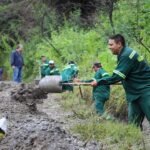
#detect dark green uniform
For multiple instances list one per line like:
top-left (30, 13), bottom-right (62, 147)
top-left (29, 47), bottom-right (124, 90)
top-left (61, 64), bottom-right (78, 91)
top-left (45, 66), bottom-right (60, 75)
top-left (41, 60), bottom-right (49, 78)
top-left (84, 68), bottom-right (110, 115)
top-left (97, 47), bottom-right (150, 126)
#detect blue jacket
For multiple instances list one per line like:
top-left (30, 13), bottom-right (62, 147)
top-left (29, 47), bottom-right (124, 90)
top-left (11, 50), bottom-right (24, 68)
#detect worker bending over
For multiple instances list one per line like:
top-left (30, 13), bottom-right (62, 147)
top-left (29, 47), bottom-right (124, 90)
top-left (61, 61), bottom-right (78, 91)
top-left (91, 34), bottom-right (150, 128)
top-left (78, 62), bottom-right (110, 115)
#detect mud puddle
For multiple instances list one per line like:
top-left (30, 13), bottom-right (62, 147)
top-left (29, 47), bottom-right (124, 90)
top-left (0, 81), bottom-right (100, 150)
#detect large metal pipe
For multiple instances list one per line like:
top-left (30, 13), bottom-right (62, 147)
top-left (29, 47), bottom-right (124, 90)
top-left (38, 76), bottom-right (91, 93)
top-left (39, 76), bottom-right (121, 93)
top-left (39, 75), bottom-right (62, 93)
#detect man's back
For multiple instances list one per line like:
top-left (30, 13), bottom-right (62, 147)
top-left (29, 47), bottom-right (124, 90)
top-left (61, 64), bottom-right (78, 81)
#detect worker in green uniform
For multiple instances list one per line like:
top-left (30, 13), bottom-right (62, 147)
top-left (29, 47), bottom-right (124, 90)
top-left (61, 61), bottom-right (78, 91)
top-left (45, 60), bottom-right (60, 75)
top-left (40, 56), bottom-right (49, 78)
top-left (81, 62), bottom-right (110, 115)
top-left (91, 34), bottom-right (150, 128)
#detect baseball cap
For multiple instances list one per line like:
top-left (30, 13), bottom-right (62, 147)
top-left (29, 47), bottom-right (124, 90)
top-left (49, 60), bottom-right (54, 64)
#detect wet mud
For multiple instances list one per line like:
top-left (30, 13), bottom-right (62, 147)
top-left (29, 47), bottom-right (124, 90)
top-left (0, 82), bottom-right (100, 150)
top-left (11, 83), bottom-right (48, 112)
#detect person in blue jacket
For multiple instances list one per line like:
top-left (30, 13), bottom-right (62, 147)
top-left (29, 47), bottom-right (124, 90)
top-left (10, 44), bottom-right (24, 83)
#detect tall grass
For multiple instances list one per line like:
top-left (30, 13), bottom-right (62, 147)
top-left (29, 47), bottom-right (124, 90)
top-left (60, 87), bottom-right (144, 150)
top-left (72, 121), bottom-right (143, 150)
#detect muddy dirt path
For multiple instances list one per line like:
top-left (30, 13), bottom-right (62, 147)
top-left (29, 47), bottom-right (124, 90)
top-left (38, 91), bottom-right (150, 150)
top-left (0, 82), bottom-right (100, 150)
top-left (0, 81), bottom-right (149, 150)
top-left (37, 94), bottom-right (81, 130)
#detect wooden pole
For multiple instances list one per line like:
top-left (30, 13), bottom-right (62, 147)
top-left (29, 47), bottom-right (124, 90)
top-left (61, 82), bottom-right (121, 86)
top-left (79, 85), bottom-right (83, 99)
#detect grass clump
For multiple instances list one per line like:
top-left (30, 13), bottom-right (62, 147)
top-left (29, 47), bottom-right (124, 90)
top-left (60, 83), bottom-right (144, 149)
top-left (106, 85), bottom-right (128, 120)
top-left (60, 87), bottom-right (95, 119)
top-left (72, 121), bottom-right (143, 150)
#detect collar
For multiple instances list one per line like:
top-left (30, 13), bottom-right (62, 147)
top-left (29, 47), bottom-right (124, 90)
top-left (16, 50), bottom-right (21, 54)
top-left (118, 46), bottom-right (126, 60)
top-left (96, 68), bottom-right (101, 72)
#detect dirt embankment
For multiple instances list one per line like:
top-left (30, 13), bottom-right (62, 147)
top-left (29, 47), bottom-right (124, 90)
top-left (0, 82), bottom-right (100, 150)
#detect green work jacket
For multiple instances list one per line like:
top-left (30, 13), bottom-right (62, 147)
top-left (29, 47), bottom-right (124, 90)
top-left (97, 47), bottom-right (150, 102)
top-left (84, 68), bottom-right (110, 100)
top-left (45, 66), bottom-right (60, 76)
top-left (41, 60), bottom-right (49, 77)
top-left (61, 64), bottom-right (78, 82)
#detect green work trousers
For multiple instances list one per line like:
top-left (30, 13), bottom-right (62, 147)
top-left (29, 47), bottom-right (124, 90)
top-left (94, 94), bottom-right (108, 115)
top-left (128, 92), bottom-right (150, 127)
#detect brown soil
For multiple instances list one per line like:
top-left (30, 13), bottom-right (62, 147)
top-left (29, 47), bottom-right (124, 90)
top-left (0, 81), bottom-right (100, 150)
top-left (0, 81), bottom-right (149, 150)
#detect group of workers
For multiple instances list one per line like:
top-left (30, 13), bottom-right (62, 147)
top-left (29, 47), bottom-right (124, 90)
top-left (11, 34), bottom-right (149, 129)
top-left (40, 34), bottom-right (150, 129)
top-left (40, 57), bottom-right (78, 91)
top-left (41, 56), bottom-right (110, 116)
top-left (90, 34), bottom-right (150, 129)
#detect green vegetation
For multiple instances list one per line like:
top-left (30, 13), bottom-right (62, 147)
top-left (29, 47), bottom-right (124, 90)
top-left (0, 0), bottom-right (149, 79)
top-left (61, 86), bottom-right (127, 120)
top-left (72, 121), bottom-right (143, 150)
top-left (61, 88), bottom-right (94, 119)
top-left (61, 88), bottom-right (143, 149)
top-left (0, 0), bottom-right (149, 149)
